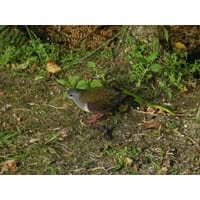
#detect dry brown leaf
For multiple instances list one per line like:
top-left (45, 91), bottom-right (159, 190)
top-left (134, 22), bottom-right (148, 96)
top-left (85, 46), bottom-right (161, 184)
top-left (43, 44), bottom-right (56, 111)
top-left (146, 107), bottom-right (158, 114)
top-left (0, 160), bottom-right (17, 174)
top-left (46, 60), bottom-right (61, 74)
top-left (0, 90), bottom-right (4, 97)
top-left (143, 120), bottom-right (161, 129)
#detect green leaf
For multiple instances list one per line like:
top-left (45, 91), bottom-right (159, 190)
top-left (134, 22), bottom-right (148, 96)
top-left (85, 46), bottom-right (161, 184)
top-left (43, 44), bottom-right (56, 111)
top-left (146, 53), bottom-right (157, 63)
top-left (150, 64), bottom-right (162, 73)
top-left (16, 63), bottom-right (29, 70)
top-left (76, 80), bottom-right (89, 89)
top-left (63, 65), bottom-right (71, 69)
top-left (90, 79), bottom-right (103, 88)
top-left (152, 36), bottom-right (160, 55)
top-left (68, 75), bottom-right (80, 86)
top-left (87, 61), bottom-right (96, 70)
top-left (146, 73), bottom-right (153, 80)
top-left (163, 27), bottom-right (169, 42)
top-left (196, 106), bottom-right (200, 124)
top-left (56, 79), bottom-right (69, 86)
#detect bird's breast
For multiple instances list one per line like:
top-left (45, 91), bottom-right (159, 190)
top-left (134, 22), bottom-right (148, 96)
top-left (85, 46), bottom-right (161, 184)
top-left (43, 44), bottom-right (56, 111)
top-left (74, 99), bottom-right (90, 112)
top-left (82, 103), bottom-right (90, 112)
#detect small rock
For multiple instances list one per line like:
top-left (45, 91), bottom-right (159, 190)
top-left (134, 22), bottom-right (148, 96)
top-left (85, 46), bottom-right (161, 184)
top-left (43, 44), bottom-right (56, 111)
top-left (29, 138), bottom-right (40, 144)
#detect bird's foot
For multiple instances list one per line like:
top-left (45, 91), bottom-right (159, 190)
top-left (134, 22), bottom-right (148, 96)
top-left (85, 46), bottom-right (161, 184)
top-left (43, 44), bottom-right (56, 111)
top-left (87, 113), bottom-right (104, 125)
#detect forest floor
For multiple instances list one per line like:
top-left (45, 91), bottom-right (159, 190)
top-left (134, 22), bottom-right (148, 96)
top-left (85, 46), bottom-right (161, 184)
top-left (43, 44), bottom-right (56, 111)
top-left (0, 69), bottom-right (200, 174)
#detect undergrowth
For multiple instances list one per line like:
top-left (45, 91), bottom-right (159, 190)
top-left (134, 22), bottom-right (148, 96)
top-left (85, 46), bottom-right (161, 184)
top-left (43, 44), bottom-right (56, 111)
top-left (0, 26), bottom-right (199, 99)
top-left (124, 31), bottom-right (200, 98)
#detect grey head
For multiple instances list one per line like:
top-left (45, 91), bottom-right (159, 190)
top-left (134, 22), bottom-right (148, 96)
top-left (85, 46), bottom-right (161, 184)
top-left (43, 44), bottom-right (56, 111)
top-left (67, 89), bottom-right (80, 101)
top-left (67, 89), bottom-right (89, 112)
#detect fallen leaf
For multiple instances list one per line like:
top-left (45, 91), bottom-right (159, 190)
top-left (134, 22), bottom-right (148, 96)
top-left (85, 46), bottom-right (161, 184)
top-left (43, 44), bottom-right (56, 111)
top-left (46, 60), bottom-right (61, 74)
top-left (0, 160), bottom-right (17, 174)
top-left (143, 120), bottom-right (161, 129)
top-left (146, 107), bottom-right (158, 114)
top-left (175, 42), bottom-right (187, 50)
top-left (0, 90), bottom-right (4, 96)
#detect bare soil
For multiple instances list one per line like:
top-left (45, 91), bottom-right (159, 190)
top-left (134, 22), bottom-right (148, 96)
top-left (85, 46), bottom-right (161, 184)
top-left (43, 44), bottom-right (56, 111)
top-left (0, 70), bottom-right (199, 174)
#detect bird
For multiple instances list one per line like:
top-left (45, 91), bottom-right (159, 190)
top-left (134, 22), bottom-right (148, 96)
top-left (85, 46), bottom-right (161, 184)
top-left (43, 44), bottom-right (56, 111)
top-left (67, 86), bottom-right (126, 124)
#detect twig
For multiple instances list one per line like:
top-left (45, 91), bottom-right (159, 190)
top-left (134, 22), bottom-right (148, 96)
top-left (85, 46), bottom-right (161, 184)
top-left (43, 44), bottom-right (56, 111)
top-left (133, 109), bottom-right (158, 116)
top-left (175, 113), bottom-right (195, 117)
top-left (87, 166), bottom-right (106, 172)
top-left (45, 134), bottom-right (59, 145)
top-left (13, 104), bottom-right (66, 111)
top-left (44, 104), bottom-right (66, 110)
top-left (13, 108), bottom-right (31, 111)
top-left (72, 168), bottom-right (85, 173)
top-left (28, 102), bottom-right (67, 110)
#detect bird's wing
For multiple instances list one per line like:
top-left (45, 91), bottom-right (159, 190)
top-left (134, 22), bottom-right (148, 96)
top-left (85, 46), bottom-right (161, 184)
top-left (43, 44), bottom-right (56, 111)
top-left (87, 88), bottom-right (125, 112)
top-left (87, 99), bottom-right (113, 112)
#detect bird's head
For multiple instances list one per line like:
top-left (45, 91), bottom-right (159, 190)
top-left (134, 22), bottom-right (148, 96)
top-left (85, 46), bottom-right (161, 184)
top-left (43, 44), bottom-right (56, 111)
top-left (67, 89), bottom-right (81, 102)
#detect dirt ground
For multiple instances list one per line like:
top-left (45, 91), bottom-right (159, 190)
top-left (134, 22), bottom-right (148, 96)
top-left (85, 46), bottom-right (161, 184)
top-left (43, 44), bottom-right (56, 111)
top-left (0, 69), bottom-right (200, 174)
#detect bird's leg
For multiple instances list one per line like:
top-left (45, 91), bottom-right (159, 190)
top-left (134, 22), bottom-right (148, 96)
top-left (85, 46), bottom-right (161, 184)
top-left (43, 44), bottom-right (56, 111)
top-left (87, 113), bottom-right (104, 125)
